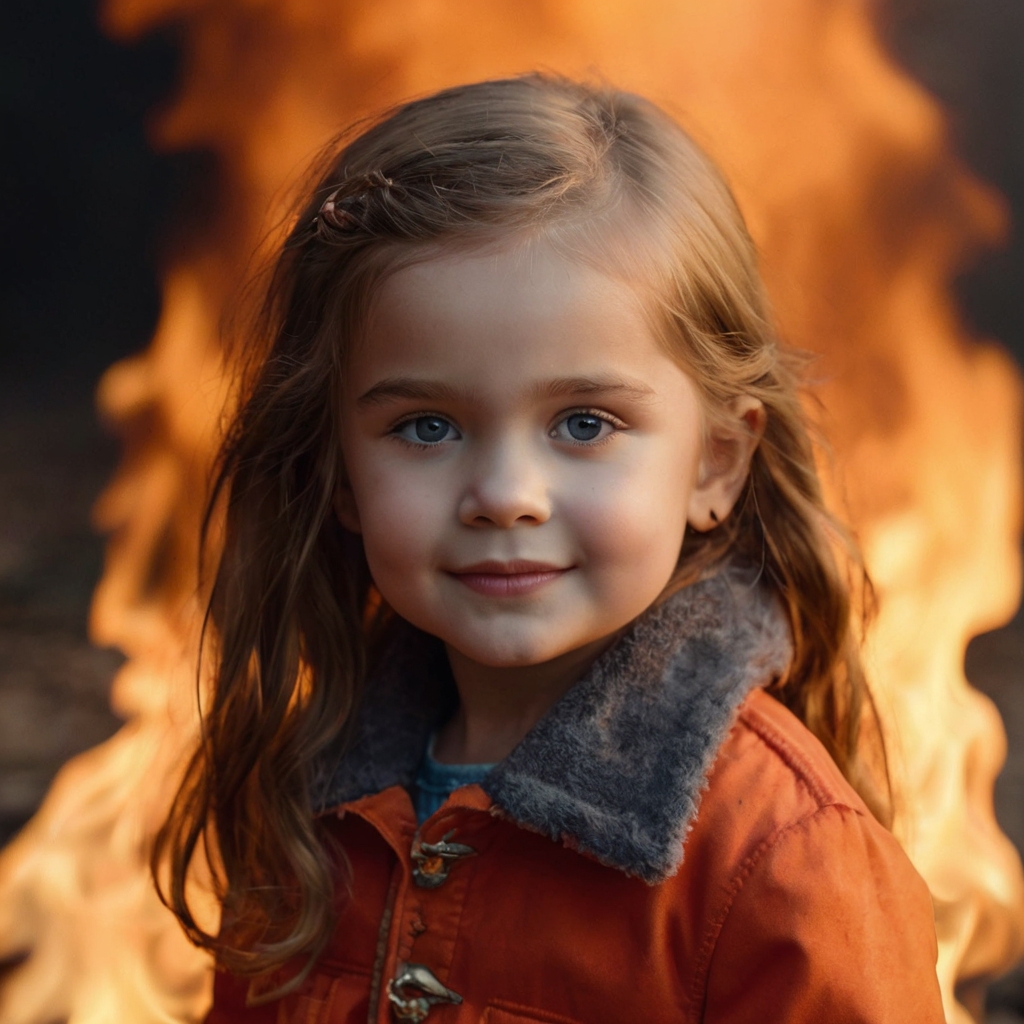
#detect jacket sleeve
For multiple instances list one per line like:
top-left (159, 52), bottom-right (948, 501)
top-left (701, 803), bottom-right (946, 1023)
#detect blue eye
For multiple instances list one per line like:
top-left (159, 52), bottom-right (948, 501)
top-left (566, 414), bottom-right (602, 440)
top-left (551, 412), bottom-right (617, 444)
top-left (394, 415), bottom-right (460, 445)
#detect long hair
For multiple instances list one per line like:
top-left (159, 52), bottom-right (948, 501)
top-left (153, 73), bottom-right (889, 991)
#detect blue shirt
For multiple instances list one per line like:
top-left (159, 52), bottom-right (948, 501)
top-left (413, 735), bottom-right (496, 823)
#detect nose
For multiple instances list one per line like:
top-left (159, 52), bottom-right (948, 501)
top-left (457, 439), bottom-right (551, 528)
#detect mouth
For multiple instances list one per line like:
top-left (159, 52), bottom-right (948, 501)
top-left (446, 560), bottom-right (571, 597)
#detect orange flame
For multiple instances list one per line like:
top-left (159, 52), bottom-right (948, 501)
top-left (0, 2), bottom-right (1021, 1022)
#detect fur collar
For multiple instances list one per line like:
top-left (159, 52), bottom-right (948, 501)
top-left (311, 570), bottom-right (792, 883)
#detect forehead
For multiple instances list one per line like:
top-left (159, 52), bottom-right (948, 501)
top-left (347, 240), bottom-right (676, 394)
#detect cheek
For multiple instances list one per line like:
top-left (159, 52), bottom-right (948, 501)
top-left (348, 459), bottom-right (449, 577)
top-left (567, 490), bottom-right (687, 572)
top-left (561, 448), bottom-right (695, 574)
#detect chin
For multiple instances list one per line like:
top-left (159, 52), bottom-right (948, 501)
top-left (446, 627), bottom-right (568, 668)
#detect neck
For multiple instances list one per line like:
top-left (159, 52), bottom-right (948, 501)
top-left (433, 634), bottom-right (620, 764)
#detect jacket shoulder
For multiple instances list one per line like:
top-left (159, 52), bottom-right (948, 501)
top-left (680, 690), bottom-right (943, 1022)
top-left (677, 688), bottom-right (879, 909)
top-left (734, 687), bottom-right (871, 810)
top-left (704, 687), bottom-right (871, 831)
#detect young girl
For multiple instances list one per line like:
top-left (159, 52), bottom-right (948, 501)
top-left (156, 75), bottom-right (947, 1023)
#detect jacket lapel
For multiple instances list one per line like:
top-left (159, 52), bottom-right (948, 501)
top-left (312, 570), bottom-right (791, 883)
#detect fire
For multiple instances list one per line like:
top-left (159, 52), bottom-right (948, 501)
top-left (0, 2), bottom-right (1021, 1022)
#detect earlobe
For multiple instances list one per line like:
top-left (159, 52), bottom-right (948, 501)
top-left (687, 397), bottom-right (766, 532)
top-left (333, 484), bottom-right (362, 534)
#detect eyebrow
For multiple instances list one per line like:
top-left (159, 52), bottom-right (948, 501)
top-left (356, 373), bottom-right (657, 407)
top-left (532, 375), bottom-right (657, 403)
top-left (357, 377), bottom-right (463, 407)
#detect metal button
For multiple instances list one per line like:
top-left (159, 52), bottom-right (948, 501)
top-left (387, 962), bottom-right (463, 1022)
top-left (411, 829), bottom-right (476, 889)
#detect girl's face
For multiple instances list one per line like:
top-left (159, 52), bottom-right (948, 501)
top-left (338, 239), bottom-right (759, 668)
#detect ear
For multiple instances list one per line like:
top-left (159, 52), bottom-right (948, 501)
top-left (687, 396), bottom-right (766, 532)
top-left (333, 479), bottom-right (362, 534)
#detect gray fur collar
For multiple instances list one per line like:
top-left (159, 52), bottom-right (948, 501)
top-left (311, 570), bottom-right (792, 883)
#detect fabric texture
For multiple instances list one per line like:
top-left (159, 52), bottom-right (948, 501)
top-left (413, 736), bottom-right (495, 823)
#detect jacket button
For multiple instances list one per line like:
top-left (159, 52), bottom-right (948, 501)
top-left (411, 829), bottom-right (476, 889)
top-left (387, 962), bottom-right (463, 1021)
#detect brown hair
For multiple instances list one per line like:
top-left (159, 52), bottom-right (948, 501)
top-left (153, 73), bottom-right (888, 993)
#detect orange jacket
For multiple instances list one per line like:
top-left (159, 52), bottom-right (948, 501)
top-left (207, 575), bottom-right (945, 1024)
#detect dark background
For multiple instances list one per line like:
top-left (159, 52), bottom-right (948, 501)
top-left (0, 0), bottom-right (1022, 1017)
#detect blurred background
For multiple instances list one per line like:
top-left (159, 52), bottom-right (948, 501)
top-left (1, 0), bottom-right (1023, 1020)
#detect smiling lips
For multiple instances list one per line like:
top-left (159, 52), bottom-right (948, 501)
top-left (448, 560), bottom-right (570, 597)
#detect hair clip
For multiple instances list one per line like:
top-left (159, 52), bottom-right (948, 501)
top-left (314, 171), bottom-right (396, 236)
top-left (317, 189), bottom-right (356, 229)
